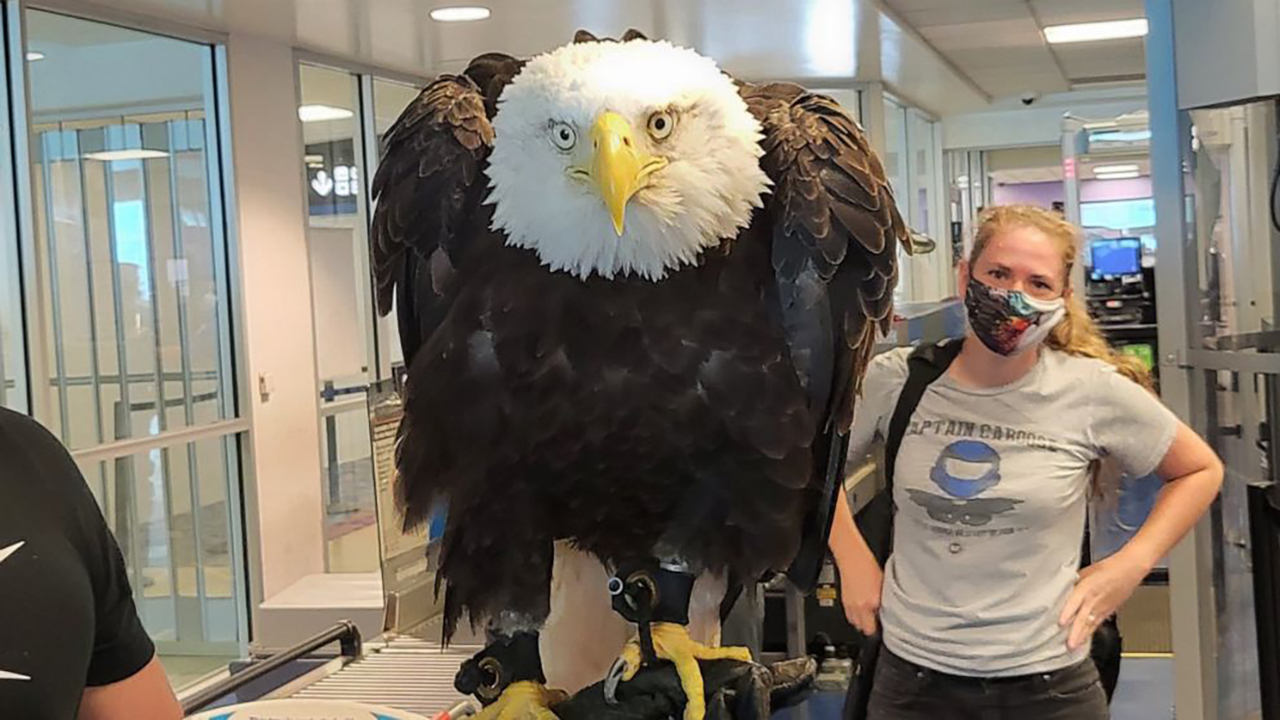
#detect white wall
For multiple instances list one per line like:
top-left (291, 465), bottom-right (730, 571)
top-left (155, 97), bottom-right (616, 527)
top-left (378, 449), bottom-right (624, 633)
top-left (222, 34), bottom-right (326, 601)
top-left (943, 87), bottom-right (1149, 151)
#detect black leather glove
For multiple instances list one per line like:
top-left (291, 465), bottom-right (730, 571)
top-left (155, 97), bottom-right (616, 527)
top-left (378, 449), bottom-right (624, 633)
top-left (553, 657), bottom-right (817, 720)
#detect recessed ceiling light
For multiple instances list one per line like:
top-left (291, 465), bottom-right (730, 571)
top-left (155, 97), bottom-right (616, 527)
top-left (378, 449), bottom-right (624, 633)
top-left (25, 51), bottom-right (44, 61)
top-left (1094, 170), bottom-right (1141, 180)
top-left (298, 104), bottom-right (355, 122)
top-left (430, 6), bottom-right (491, 22)
top-left (84, 149), bottom-right (171, 162)
top-left (1092, 164), bottom-right (1140, 175)
top-left (1044, 19), bottom-right (1148, 44)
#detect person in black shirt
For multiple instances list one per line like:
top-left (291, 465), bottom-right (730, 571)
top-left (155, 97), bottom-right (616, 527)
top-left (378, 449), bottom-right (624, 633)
top-left (0, 407), bottom-right (182, 719)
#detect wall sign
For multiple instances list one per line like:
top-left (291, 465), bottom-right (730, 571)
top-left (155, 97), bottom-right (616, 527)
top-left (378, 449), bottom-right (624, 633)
top-left (306, 139), bottom-right (361, 216)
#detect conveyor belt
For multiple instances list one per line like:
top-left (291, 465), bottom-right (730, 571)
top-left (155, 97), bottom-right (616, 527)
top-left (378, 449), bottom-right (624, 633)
top-left (289, 636), bottom-right (481, 716)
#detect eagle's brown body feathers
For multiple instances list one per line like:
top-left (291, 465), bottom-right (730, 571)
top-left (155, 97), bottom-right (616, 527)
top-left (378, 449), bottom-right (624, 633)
top-left (372, 44), bottom-right (907, 641)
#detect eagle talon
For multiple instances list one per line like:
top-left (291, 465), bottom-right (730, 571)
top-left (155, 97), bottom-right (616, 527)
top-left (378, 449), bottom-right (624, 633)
top-left (474, 681), bottom-right (566, 720)
top-left (611, 622), bottom-right (753, 720)
top-left (603, 657), bottom-right (630, 705)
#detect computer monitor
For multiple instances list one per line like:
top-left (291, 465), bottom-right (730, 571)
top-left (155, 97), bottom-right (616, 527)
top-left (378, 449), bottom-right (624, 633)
top-left (1090, 238), bottom-right (1142, 280)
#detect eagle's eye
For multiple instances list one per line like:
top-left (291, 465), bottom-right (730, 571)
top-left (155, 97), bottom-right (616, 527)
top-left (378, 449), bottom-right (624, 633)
top-left (646, 111), bottom-right (675, 141)
top-left (550, 121), bottom-right (577, 151)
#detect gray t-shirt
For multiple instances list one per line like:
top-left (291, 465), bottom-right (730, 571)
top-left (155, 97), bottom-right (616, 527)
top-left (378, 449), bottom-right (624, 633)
top-left (848, 345), bottom-right (1178, 676)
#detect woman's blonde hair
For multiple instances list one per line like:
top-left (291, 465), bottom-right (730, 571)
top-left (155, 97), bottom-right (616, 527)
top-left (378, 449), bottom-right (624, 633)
top-left (971, 205), bottom-right (1153, 498)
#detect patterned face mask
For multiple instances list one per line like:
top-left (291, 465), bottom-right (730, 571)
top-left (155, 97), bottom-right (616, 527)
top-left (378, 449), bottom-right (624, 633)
top-left (964, 275), bottom-right (1066, 356)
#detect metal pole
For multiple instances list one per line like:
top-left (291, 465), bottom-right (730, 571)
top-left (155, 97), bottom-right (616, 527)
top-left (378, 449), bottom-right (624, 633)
top-left (179, 621), bottom-right (363, 715)
top-left (202, 44), bottom-right (252, 650)
top-left (324, 380), bottom-right (342, 510)
top-left (1145, 2), bottom-right (1219, 718)
top-left (1061, 116), bottom-right (1086, 295)
top-left (358, 73), bottom-right (385, 381)
top-left (139, 143), bottom-right (184, 641)
top-left (103, 158), bottom-right (147, 603)
top-left (102, 161), bottom-right (133, 438)
top-left (168, 122), bottom-right (210, 641)
top-left (38, 132), bottom-right (70, 439)
top-left (113, 398), bottom-right (144, 595)
top-left (73, 135), bottom-right (106, 448)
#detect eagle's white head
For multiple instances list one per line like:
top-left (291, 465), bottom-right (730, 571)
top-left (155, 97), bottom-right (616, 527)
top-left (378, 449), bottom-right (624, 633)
top-left (486, 37), bottom-right (771, 281)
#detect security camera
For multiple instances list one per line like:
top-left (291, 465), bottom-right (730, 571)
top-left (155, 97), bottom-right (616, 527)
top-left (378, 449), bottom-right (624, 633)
top-left (1020, 92), bottom-right (1041, 106)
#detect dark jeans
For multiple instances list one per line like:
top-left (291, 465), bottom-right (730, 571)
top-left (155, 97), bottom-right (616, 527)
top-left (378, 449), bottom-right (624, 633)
top-left (867, 648), bottom-right (1109, 720)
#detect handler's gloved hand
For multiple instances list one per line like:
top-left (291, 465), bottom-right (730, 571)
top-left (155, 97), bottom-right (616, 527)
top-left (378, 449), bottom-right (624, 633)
top-left (553, 657), bottom-right (817, 720)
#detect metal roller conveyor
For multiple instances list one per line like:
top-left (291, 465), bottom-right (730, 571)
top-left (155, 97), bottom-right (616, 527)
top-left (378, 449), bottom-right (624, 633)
top-left (290, 636), bottom-right (481, 716)
top-left (181, 623), bottom-right (483, 719)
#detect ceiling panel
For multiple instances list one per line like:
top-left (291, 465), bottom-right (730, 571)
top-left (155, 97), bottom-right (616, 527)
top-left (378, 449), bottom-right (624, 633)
top-left (920, 19), bottom-right (1045, 50)
top-left (902, 6), bottom-right (1036, 28)
top-left (944, 45), bottom-right (1058, 71)
top-left (886, 0), bottom-right (1027, 11)
top-left (1054, 40), bottom-right (1147, 78)
top-left (977, 74), bottom-right (1071, 98)
top-left (882, 0), bottom-right (1149, 99)
top-left (1057, 49), bottom-right (1148, 81)
top-left (1030, 0), bottom-right (1146, 26)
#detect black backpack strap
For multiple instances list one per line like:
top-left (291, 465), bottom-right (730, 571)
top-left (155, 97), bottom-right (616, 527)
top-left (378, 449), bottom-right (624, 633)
top-left (884, 340), bottom-right (964, 489)
top-left (855, 340), bottom-right (963, 566)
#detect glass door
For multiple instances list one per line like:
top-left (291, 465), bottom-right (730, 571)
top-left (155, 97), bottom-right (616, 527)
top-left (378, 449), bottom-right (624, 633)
top-left (299, 62), bottom-right (380, 574)
top-left (0, 8), bottom-right (26, 413)
top-left (21, 8), bottom-right (246, 670)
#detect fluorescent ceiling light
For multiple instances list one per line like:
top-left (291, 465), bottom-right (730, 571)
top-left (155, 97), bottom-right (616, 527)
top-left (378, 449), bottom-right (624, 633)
top-left (25, 51), bottom-right (44, 61)
top-left (430, 6), bottom-right (490, 22)
top-left (1092, 164), bottom-right (1140, 175)
top-left (298, 104), bottom-right (354, 122)
top-left (1094, 170), bottom-right (1141, 180)
top-left (84, 149), bottom-right (171, 161)
top-left (1090, 129), bottom-right (1151, 143)
top-left (1044, 19), bottom-right (1148, 44)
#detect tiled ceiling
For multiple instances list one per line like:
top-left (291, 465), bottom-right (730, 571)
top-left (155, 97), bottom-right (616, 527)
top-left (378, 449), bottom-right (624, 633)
top-left (881, 0), bottom-right (1148, 99)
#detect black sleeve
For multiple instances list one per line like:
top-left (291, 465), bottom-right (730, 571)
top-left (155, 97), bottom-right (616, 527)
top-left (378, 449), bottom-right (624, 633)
top-left (7, 410), bottom-right (157, 687)
top-left (82, 508), bottom-right (157, 687)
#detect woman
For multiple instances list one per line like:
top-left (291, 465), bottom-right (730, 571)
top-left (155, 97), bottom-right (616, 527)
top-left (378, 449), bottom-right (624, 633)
top-left (828, 205), bottom-right (1223, 719)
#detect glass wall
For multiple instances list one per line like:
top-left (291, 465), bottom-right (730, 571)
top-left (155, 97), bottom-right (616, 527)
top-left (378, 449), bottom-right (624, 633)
top-left (946, 150), bottom-right (989, 265)
top-left (299, 63), bottom-right (378, 574)
top-left (21, 8), bottom-right (244, 676)
top-left (884, 97), bottom-right (949, 301)
top-left (299, 65), bottom-right (422, 575)
top-left (0, 32), bottom-right (25, 413)
top-left (883, 97), bottom-right (911, 303)
top-left (908, 109), bottom-right (938, 242)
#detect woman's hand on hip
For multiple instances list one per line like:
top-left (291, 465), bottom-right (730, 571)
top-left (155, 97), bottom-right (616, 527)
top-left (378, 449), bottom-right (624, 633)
top-left (1058, 551), bottom-right (1149, 650)
top-left (838, 552), bottom-right (885, 636)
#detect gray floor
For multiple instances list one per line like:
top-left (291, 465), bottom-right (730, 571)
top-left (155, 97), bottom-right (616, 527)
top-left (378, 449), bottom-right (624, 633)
top-left (1112, 657), bottom-right (1174, 720)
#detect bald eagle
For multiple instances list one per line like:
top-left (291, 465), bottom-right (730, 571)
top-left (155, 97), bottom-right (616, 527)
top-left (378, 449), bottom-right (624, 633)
top-left (374, 30), bottom-right (906, 720)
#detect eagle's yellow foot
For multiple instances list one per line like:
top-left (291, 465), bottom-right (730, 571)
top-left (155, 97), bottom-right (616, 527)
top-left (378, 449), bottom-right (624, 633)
top-left (474, 681), bottom-right (566, 720)
top-left (604, 622), bottom-right (753, 720)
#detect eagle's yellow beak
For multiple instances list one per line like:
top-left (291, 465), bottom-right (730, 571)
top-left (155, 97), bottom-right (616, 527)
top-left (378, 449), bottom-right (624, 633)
top-left (589, 111), bottom-right (667, 236)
